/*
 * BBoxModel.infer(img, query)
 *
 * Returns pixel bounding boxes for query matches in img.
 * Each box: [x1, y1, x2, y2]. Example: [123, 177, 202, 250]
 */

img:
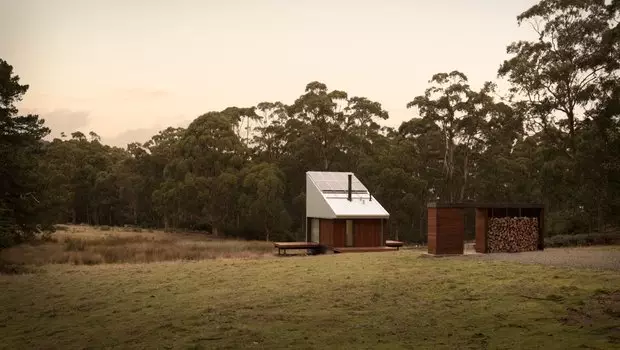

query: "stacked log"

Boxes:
[487, 217, 539, 253]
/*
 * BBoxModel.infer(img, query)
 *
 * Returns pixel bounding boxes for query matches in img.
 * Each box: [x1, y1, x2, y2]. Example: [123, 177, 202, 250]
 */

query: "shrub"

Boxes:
[79, 252, 104, 265]
[64, 238, 86, 251]
[545, 232, 620, 248]
[0, 262, 37, 275]
[39, 230, 58, 243]
[99, 225, 111, 231]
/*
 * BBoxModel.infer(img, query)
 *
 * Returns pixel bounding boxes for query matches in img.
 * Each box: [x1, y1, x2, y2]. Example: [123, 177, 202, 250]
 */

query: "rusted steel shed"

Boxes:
[427, 202, 545, 255]
[427, 203, 466, 255]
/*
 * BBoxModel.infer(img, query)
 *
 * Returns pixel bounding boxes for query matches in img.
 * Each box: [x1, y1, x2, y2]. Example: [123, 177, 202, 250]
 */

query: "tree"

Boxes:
[0, 58, 52, 247]
[498, 0, 618, 154]
[288, 81, 350, 171]
[240, 163, 292, 241]
[158, 112, 247, 235]
[407, 71, 493, 202]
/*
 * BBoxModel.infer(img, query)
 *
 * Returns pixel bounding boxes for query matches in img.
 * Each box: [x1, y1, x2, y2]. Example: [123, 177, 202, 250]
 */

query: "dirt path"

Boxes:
[476, 246, 620, 271]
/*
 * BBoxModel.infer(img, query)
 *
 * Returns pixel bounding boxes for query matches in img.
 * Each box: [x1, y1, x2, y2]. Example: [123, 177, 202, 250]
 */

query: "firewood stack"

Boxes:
[487, 217, 539, 253]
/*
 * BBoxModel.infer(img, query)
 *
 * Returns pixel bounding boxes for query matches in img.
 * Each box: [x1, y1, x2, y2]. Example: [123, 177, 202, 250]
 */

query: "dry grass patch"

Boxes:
[0, 225, 274, 266]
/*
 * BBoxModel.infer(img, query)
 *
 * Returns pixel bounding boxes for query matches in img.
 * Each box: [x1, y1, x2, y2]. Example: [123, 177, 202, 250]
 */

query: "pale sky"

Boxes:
[1, 0, 538, 147]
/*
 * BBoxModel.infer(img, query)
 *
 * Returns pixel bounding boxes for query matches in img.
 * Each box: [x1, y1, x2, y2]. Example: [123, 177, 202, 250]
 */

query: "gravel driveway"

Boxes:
[477, 246, 620, 271]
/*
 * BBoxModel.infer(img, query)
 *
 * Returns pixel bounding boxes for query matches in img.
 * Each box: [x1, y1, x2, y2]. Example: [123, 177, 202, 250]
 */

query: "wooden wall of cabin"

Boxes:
[353, 219, 382, 247]
[319, 219, 346, 247]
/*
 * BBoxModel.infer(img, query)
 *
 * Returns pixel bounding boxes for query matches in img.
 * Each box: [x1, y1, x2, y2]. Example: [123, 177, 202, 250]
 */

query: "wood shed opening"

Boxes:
[484, 207, 544, 253]
[428, 202, 545, 255]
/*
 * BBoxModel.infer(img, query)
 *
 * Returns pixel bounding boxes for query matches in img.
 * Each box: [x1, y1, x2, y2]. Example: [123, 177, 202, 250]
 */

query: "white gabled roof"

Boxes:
[306, 171, 389, 219]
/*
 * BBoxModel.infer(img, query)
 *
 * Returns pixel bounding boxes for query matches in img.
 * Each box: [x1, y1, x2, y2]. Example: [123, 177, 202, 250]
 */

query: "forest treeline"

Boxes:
[1, 0, 619, 247]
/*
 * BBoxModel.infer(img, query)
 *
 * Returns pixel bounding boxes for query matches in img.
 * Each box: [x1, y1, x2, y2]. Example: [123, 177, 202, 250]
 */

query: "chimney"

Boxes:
[347, 174, 352, 201]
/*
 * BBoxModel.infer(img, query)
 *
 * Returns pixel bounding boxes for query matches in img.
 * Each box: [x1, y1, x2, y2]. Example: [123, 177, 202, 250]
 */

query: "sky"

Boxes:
[0, 0, 539, 147]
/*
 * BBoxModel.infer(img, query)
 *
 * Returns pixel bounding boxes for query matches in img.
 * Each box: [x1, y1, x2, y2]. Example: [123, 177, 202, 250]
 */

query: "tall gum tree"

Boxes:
[498, 0, 619, 155]
[0, 59, 51, 247]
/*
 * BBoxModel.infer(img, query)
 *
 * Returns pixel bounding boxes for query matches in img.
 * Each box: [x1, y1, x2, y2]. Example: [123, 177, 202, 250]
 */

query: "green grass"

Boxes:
[1, 252, 619, 349]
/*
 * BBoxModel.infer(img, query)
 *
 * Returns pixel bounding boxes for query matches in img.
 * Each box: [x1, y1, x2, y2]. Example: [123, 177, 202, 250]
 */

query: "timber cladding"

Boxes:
[427, 207, 464, 255]
[319, 219, 345, 248]
[427, 208, 437, 254]
[353, 219, 382, 247]
[316, 218, 383, 248]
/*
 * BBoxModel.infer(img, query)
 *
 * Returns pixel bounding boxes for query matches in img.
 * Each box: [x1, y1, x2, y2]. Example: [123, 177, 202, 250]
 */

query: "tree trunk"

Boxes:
[448, 140, 455, 202]
[597, 188, 605, 233]
[567, 110, 576, 156]
[460, 150, 469, 201]
[175, 201, 180, 232]
[246, 116, 250, 146]
[419, 209, 425, 241]
[133, 203, 138, 225]
[212, 226, 219, 236]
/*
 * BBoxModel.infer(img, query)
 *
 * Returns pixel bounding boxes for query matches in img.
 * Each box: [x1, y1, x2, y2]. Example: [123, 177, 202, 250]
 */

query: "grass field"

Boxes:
[1, 247, 620, 349]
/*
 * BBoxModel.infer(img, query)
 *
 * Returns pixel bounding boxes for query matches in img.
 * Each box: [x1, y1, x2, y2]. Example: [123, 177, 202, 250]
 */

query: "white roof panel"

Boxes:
[325, 196, 389, 218]
[307, 171, 368, 193]
[306, 171, 389, 219]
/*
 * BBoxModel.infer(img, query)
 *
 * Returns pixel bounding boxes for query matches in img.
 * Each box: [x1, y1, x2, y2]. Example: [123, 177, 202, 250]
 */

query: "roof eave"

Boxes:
[334, 214, 390, 219]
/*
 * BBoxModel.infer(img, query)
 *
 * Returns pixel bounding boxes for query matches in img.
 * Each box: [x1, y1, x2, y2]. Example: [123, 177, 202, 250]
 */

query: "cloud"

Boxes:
[24, 108, 92, 138]
[102, 118, 193, 148]
[102, 127, 163, 148]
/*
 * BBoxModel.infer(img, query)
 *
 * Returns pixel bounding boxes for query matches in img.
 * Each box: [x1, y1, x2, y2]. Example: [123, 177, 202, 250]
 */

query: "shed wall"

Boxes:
[427, 208, 437, 254]
[437, 208, 465, 254]
[475, 208, 487, 253]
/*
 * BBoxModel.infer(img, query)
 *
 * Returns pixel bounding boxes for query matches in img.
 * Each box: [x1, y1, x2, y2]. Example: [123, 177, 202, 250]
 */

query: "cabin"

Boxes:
[305, 171, 390, 249]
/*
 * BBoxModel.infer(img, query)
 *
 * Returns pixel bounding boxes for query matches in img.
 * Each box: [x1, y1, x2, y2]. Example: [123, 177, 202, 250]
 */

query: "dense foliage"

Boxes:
[0, 60, 52, 247]
[1, 0, 619, 244]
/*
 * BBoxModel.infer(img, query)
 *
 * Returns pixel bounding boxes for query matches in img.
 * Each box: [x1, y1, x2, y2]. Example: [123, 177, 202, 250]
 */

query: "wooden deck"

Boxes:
[333, 247, 399, 253]
[273, 241, 404, 255]
[273, 242, 323, 255]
